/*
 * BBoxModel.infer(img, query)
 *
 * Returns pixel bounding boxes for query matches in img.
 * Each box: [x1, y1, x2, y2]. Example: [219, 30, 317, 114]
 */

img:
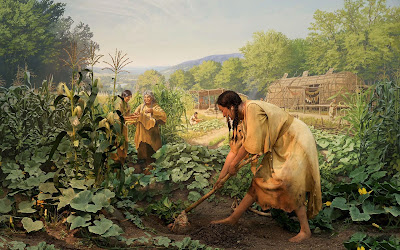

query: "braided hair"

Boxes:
[121, 89, 132, 98]
[216, 91, 242, 142]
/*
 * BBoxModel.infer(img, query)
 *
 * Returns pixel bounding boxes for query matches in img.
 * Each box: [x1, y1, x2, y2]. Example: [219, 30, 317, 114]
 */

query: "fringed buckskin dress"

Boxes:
[243, 101, 322, 218]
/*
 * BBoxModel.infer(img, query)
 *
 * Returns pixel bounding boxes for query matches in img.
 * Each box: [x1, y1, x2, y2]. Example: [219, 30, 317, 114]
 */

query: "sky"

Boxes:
[62, 0, 399, 68]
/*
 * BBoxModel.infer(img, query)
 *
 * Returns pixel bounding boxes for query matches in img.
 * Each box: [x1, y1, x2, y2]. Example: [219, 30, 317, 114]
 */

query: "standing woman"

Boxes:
[131, 90, 167, 173]
[212, 91, 322, 243]
[111, 89, 132, 164]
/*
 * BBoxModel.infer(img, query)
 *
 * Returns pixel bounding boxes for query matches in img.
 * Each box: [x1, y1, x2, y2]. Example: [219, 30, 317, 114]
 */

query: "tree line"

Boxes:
[1, 0, 399, 98]
[149, 0, 400, 97]
[0, 0, 97, 87]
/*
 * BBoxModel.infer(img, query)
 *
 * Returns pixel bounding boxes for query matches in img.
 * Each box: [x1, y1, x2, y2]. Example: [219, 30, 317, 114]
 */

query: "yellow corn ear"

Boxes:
[74, 106, 83, 118]
[105, 121, 110, 131]
[63, 83, 72, 99]
[57, 83, 64, 95]
[107, 112, 115, 125]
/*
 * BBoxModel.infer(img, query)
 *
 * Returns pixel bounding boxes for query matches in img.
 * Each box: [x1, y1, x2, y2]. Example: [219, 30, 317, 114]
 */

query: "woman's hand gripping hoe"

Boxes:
[168, 154, 260, 232]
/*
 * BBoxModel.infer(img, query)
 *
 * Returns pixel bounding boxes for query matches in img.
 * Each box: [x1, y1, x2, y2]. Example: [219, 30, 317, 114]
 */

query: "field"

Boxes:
[0, 80, 399, 250]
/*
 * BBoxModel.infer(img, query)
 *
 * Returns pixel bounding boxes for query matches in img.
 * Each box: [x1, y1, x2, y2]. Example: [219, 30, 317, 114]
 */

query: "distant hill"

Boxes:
[92, 66, 169, 76]
[160, 53, 244, 76]
[92, 53, 243, 77]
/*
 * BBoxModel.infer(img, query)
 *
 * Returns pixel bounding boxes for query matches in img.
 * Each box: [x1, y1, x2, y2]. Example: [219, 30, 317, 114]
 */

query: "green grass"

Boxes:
[208, 134, 229, 147]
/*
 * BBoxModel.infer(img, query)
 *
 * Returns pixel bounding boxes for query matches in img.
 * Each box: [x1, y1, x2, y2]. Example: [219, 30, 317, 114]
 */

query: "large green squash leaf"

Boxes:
[18, 200, 36, 213]
[39, 182, 58, 194]
[384, 206, 400, 217]
[21, 217, 44, 232]
[0, 197, 13, 214]
[349, 206, 371, 221]
[102, 224, 123, 237]
[331, 197, 349, 210]
[66, 214, 91, 230]
[57, 188, 76, 210]
[88, 217, 113, 235]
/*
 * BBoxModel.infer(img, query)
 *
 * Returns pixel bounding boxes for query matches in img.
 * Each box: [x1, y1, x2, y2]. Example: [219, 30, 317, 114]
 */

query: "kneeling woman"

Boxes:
[212, 91, 322, 242]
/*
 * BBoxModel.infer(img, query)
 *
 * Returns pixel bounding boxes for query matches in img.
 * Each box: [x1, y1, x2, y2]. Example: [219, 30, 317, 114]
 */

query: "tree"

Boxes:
[287, 38, 308, 77]
[49, 17, 98, 84]
[0, 0, 65, 86]
[193, 61, 221, 89]
[0, 0, 98, 87]
[214, 58, 245, 92]
[136, 70, 166, 92]
[306, 0, 400, 83]
[191, 61, 221, 89]
[168, 69, 195, 90]
[240, 30, 292, 95]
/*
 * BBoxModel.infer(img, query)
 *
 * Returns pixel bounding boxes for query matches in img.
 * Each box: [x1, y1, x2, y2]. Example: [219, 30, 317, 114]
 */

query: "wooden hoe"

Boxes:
[168, 154, 260, 232]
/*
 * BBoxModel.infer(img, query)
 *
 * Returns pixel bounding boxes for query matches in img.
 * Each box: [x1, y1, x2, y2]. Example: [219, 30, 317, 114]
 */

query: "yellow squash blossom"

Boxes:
[324, 201, 332, 207]
[358, 187, 373, 195]
[357, 246, 365, 250]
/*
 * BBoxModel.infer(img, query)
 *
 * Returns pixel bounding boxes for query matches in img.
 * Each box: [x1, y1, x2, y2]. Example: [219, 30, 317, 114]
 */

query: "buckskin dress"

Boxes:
[132, 103, 167, 160]
[242, 100, 322, 218]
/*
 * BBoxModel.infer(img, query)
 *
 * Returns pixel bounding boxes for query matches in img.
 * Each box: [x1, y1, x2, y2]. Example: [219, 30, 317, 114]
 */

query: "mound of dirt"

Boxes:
[190, 224, 248, 248]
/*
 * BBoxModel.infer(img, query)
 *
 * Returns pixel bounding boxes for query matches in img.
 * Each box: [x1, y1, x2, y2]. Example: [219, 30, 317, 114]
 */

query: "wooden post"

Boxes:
[208, 90, 211, 109]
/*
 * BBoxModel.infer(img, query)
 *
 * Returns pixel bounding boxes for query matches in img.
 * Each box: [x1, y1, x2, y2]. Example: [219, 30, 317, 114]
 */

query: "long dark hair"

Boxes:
[121, 89, 132, 98]
[216, 91, 242, 141]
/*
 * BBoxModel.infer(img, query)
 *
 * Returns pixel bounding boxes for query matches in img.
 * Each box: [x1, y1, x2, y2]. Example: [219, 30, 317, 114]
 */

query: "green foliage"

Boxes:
[214, 57, 245, 91]
[106, 143, 229, 208]
[306, 0, 400, 83]
[0, 0, 97, 86]
[153, 84, 188, 144]
[192, 61, 221, 89]
[359, 81, 400, 173]
[0, 238, 60, 250]
[169, 69, 195, 90]
[0, 82, 67, 159]
[88, 217, 123, 237]
[0, 0, 65, 85]
[343, 232, 400, 250]
[136, 69, 166, 93]
[311, 125, 400, 230]
[312, 128, 359, 180]
[119, 235, 217, 249]
[310, 82, 400, 232]
[220, 165, 253, 199]
[0, 82, 69, 194]
[342, 86, 374, 140]
[146, 197, 185, 224]
[190, 119, 225, 132]
[129, 84, 188, 144]
[240, 30, 294, 95]
[21, 217, 44, 233]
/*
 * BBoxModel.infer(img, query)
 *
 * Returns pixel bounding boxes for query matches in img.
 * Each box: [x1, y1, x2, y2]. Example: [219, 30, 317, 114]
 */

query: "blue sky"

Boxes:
[62, 0, 399, 67]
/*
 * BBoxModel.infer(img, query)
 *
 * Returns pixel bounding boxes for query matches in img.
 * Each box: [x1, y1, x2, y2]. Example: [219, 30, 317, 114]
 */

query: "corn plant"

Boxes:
[102, 48, 132, 111]
[360, 81, 400, 173]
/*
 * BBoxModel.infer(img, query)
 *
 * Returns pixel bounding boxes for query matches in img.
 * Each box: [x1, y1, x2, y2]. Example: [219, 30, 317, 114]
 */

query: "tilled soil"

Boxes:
[190, 224, 248, 248]
[141, 196, 356, 250]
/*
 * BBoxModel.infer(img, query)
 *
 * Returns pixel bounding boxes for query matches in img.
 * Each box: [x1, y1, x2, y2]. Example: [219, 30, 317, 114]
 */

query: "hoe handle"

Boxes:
[184, 154, 260, 213]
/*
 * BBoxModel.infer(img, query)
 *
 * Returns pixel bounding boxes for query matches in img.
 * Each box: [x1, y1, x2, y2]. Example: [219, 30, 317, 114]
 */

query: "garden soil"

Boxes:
[1, 196, 383, 249]
[141, 196, 357, 250]
[1, 111, 389, 249]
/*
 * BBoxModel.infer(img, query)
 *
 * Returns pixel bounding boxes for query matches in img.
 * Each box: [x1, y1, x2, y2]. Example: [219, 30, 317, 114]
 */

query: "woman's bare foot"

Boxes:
[210, 217, 238, 225]
[288, 230, 311, 242]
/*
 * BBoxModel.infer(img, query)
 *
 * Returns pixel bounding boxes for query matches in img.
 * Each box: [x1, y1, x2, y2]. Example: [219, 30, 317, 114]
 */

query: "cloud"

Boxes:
[61, 0, 356, 66]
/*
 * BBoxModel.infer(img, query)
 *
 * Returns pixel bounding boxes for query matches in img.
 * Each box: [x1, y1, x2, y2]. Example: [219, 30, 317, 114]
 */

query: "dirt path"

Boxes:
[187, 126, 229, 147]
